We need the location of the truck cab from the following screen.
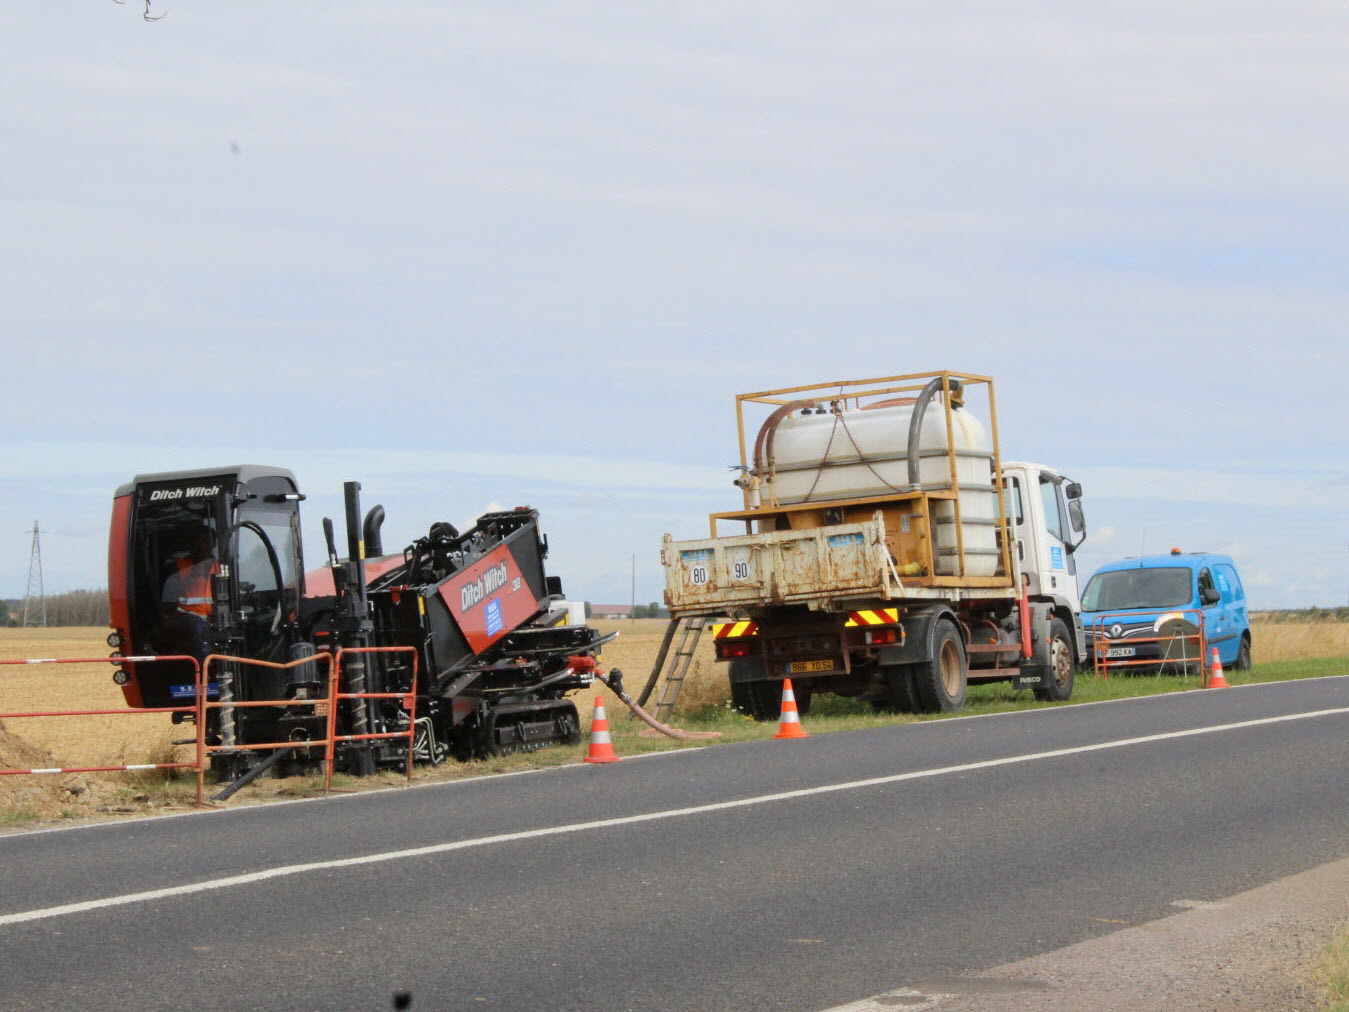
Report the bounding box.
[1002,461,1087,617]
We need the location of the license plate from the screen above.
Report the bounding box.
[1105,647,1136,659]
[786,659,834,673]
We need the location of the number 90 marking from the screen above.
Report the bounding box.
[732,561,750,581]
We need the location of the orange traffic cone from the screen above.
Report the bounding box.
[1207,647,1230,689]
[583,696,622,763]
[772,679,810,739]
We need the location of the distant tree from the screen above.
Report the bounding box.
[0,600,8,625]
[42,590,110,627]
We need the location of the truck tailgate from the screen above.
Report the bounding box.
[662,515,899,613]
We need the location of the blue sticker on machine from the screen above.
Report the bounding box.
[681,549,713,564]
[170,683,218,699]
[1050,546,1064,570]
[485,597,504,637]
[827,533,865,548]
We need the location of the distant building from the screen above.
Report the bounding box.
[589,604,634,619]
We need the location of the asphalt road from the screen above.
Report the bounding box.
[1,676,1346,1011]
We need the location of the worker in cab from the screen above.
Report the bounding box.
[160,525,219,659]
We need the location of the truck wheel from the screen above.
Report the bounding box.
[912,620,967,713]
[733,682,787,723]
[1033,618,1075,702]
[1235,635,1252,672]
[729,660,782,721]
[872,664,920,713]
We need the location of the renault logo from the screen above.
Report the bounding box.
[1109,623,1124,639]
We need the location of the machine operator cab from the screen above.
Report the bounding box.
[108,466,306,708]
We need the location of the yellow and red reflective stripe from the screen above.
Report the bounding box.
[712,620,759,639]
[845,608,900,627]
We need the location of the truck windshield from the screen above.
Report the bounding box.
[1081,567,1192,612]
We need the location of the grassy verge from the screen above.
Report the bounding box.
[1320,924,1349,1012]
[674,655,1346,727]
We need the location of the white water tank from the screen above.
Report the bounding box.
[767,401,999,576]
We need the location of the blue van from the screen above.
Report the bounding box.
[1080,550,1252,672]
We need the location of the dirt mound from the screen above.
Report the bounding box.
[0,718,97,817]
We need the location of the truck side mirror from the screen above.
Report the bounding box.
[1201,586,1220,605]
[1065,482,1083,501]
[1066,500,1087,551]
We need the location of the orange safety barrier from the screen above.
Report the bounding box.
[323,646,420,792]
[3,646,422,808]
[0,654,203,783]
[196,651,337,804]
[1091,609,1208,679]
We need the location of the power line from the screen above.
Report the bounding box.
[22,521,47,628]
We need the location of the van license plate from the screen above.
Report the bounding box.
[1105,647,1136,658]
[787,659,834,673]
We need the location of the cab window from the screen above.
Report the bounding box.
[1039,477,1063,541]
[1197,568,1216,604]
[1006,476,1024,525]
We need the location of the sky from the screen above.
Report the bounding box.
[2,3,1346,610]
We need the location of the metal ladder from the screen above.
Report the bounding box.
[637,616,710,722]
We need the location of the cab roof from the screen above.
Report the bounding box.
[1092,551,1235,574]
[114,465,298,498]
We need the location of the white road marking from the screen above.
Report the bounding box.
[824,986,953,1010]
[2,705,1345,929]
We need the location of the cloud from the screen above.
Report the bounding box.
[5,5,1349,609]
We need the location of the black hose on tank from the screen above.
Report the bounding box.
[906,376,963,490]
[363,504,386,558]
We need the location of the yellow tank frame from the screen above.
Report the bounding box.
[713,370,1013,589]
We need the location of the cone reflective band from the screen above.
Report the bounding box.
[583,696,621,763]
[772,678,809,740]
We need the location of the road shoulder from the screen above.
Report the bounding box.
[844,853,1349,1011]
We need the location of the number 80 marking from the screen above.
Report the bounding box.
[689,565,709,585]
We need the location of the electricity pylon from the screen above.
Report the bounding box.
[22,521,46,628]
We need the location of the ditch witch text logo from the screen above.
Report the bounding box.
[460,562,510,612]
[149,485,223,501]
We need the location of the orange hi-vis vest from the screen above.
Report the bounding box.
[174,558,217,617]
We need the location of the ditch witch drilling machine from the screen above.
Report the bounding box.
[108,466,606,782]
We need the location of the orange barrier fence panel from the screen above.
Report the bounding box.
[325,647,420,792]
[0,655,203,797]
[196,652,336,802]
[1091,609,1208,679]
